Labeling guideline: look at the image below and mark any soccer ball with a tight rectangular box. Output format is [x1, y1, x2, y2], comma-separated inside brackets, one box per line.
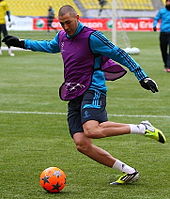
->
[123, 47, 140, 55]
[39, 167, 66, 193]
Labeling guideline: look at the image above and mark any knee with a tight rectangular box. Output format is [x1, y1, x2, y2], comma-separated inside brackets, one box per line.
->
[84, 126, 103, 139]
[75, 139, 91, 154]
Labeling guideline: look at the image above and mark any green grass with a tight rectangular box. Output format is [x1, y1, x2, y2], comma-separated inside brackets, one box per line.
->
[0, 31, 169, 199]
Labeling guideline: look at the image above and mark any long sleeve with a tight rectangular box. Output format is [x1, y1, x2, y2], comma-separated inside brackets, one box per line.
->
[90, 31, 148, 81]
[24, 33, 60, 53]
[153, 10, 161, 28]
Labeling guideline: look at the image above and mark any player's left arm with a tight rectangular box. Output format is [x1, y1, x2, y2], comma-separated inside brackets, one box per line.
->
[6, 11, 11, 22]
[90, 31, 158, 93]
[4, 2, 11, 22]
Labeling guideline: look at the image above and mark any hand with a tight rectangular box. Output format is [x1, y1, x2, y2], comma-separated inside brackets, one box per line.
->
[2, 35, 25, 48]
[8, 22, 13, 28]
[153, 27, 157, 32]
[139, 78, 158, 93]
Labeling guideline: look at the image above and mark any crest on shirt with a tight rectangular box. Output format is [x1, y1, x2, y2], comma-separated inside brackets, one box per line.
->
[61, 42, 65, 52]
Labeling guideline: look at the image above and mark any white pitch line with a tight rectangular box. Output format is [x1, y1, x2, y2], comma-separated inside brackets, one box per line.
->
[0, 110, 170, 119]
[108, 114, 170, 118]
[0, 110, 66, 115]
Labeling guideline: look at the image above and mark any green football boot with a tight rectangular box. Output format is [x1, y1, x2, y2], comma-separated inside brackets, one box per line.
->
[110, 170, 139, 185]
[141, 121, 166, 143]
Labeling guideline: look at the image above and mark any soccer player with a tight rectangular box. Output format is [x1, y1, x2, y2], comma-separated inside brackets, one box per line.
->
[2, 5, 166, 185]
[153, 0, 170, 72]
[98, 0, 107, 16]
[0, 0, 14, 56]
[47, 6, 56, 32]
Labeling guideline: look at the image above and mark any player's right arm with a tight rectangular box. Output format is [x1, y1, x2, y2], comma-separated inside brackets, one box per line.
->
[2, 34, 60, 53]
[153, 9, 162, 30]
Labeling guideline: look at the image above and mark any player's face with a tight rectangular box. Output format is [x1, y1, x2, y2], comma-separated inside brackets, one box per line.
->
[59, 13, 79, 36]
[166, 0, 170, 5]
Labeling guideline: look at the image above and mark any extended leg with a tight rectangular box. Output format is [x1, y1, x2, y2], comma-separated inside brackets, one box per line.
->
[83, 120, 135, 138]
[73, 132, 139, 184]
[73, 132, 116, 167]
[83, 120, 166, 143]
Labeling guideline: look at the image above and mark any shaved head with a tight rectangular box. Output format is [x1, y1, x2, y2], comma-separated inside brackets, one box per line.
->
[58, 5, 79, 36]
[58, 5, 77, 17]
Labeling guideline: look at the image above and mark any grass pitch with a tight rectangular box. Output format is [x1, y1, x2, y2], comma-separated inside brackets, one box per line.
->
[0, 31, 169, 199]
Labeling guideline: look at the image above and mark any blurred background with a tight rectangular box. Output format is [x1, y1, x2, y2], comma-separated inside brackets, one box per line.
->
[3, 0, 165, 50]
[6, 0, 165, 18]
[5, 0, 164, 31]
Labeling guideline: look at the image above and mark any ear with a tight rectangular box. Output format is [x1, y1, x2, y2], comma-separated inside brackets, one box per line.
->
[76, 15, 79, 20]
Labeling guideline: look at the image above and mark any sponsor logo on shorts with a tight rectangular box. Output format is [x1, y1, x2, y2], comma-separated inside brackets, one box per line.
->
[83, 110, 91, 119]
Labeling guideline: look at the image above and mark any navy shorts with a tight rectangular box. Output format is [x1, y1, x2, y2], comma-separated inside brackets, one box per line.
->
[67, 90, 108, 138]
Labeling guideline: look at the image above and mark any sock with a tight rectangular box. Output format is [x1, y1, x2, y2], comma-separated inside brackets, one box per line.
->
[8, 47, 12, 54]
[129, 124, 145, 134]
[8, 47, 14, 56]
[112, 159, 136, 174]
